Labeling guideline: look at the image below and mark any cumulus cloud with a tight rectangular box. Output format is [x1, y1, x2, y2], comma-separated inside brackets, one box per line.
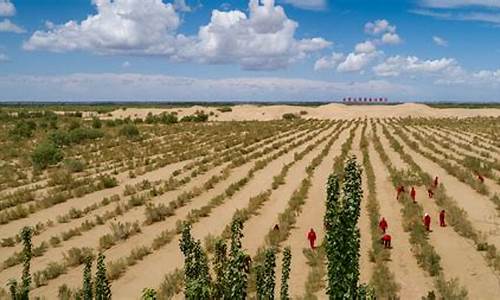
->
[0, 53, 8, 62]
[0, 0, 15, 17]
[433, 36, 448, 46]
[24, 0, 330, 70]
[381, 32, 402, 44]
[314, 52, 344, 71]
[373, 55, 458, 77]
[364, 19, 402, 45]
[24, 0, 181, 54]
[279, 0, 327, 10]
[0, 73, 409, 101]
[336, 40, 380, 73]
[173, 0, 191, 12]
[0, 18, 25, 33]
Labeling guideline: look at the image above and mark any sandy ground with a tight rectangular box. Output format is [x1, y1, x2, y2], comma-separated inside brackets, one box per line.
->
[370, 128, 434, 298]
[378, 124, 500, 299]
[106, 103, 500, 121]
[3, 103, 500, 299]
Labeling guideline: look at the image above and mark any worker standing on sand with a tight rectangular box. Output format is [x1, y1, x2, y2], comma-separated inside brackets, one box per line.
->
[439, 210, 446, 227]
[410, 187, 417, 203]
[396, 185, 405, 200]
[434, 176, 439, 188]
[379, 217, 388, 233]
[381, 233, 392, 249]
[423, 213, 431, 231]
[307, 228, 317, 249]
[427, 188, 434, 199]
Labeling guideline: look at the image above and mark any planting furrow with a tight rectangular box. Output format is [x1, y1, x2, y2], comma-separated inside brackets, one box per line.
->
[359, 121, 399, 298]
[30, 122, 338, 298]
[284, 121, 362, 299]
[370, 124, 433, 298]
[102, 122, 339, 299]
[405, 125, 500, 183]
[0, 123, 326, 286]
[240, 124, 349, 256]
[286, 124, 357, 298]
[422, 126, 500, 162]
[377, 123, 500, 299]
[352, 122, 374, 285]
[379, 122, 500, 274]
[0, 121, 308, 248]
[385, 122, 500, 249]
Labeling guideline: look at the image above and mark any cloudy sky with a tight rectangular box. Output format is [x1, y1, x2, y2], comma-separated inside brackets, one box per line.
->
[1, 0, 500, 102]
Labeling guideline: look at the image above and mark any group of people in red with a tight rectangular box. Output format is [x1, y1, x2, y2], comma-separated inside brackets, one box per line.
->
[306, 173, 485, 250]
[382, 176, 449, 248]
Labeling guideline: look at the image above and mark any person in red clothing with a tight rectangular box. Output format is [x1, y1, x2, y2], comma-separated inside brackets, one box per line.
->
[396, 185, 405, 200]
[439, 210, 446, 227]
[423, 213, 431, 231]
[381, 233, 392, 249]
[410, 187, 416, 203]
[427, 188, 434, 199]
[379, 217, 388, 233]
[307, 228, 317, 249]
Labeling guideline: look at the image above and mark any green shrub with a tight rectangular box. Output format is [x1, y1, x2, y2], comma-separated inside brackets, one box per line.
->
[31, 142, 63, 169]
[63, 247, 94, 267]
[64, 159, 86, 173]
[9, 120, 37, 140]
[119, 124, 140, 139]
[98, 175, 118, 189]
[282, 113, 299, 120]
[92, 117, 102, 129]
[217, 107, 232, 113]
[1, 237, 15, 247]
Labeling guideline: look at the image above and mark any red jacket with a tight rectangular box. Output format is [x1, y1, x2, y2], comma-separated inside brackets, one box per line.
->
[307, 230, 316, 241]
[424, 215, 431, 226]
[410, 187, 416, 199]
[379, 218, 388, 231]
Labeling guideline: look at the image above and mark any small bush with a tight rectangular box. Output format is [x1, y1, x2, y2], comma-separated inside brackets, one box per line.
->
[98, 175, 118, 189]
[63, 247, 94, 267]
[64, 159, 86, 173]
[119, 124, 140, 139]
[1, 237, 15, 247]
[282, 113, 300, 120]
[32, 142, 63, 169]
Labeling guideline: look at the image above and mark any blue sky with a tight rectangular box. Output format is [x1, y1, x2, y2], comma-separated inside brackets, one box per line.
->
[1, 0, 500, 102]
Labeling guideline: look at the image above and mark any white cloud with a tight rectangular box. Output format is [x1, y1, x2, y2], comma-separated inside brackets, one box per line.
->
[364, 19, 402, 45]
[0, 53, 8, 62]
[335, 40, 380, 73]
[381, 32, 402, 44]
[24, 0, 181, 54]
[0, 73, 409, 101]
[471, 69, 500, 82]
[354, 40, 376, 54]
[433, 36, 448, 46]
[421, 0, 500, 8]
[314, 52, 344, 71]
[0, 0, 15, 17]
[174, 0, 191, 12]
[365, 19, 396, 35]
[337, 51, 380, 73]
[0, 18, 25, 33]
[24, 0, 330, 71]
[279, 0, 327, 10]
[122, 61, 131, 68]
[373, 55, 458, 77]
